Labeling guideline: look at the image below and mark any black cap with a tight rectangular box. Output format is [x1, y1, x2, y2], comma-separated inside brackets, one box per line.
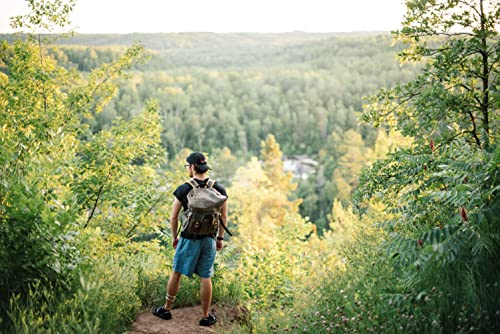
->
[186, 152, 211, 173]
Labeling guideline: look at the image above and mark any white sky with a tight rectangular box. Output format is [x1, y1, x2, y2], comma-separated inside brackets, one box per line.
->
[1, 0, 406, 33]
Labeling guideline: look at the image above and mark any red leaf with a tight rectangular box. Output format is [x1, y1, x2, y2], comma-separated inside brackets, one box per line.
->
[460, 207, 468, 222]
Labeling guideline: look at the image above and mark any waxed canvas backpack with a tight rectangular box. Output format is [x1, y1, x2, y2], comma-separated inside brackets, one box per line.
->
[182, 178, 227, 237]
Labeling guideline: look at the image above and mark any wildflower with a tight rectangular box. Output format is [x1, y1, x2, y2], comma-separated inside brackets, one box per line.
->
[430, 139, 435, 151]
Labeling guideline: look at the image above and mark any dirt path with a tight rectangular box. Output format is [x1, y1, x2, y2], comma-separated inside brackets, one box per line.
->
[128, 304, 247, 334]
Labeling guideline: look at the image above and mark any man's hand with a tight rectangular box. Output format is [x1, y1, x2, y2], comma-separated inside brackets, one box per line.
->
[172, 237, 179, 249]
[216, 240, 223, 251]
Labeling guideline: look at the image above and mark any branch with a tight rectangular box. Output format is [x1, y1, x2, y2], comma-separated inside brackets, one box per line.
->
[37, 34, 48, 116]
[467, 110, 482, 148]
[125, 192, 167, 238]
[457, 0, 481, 17]
[456, 83, 484, 107]
[83, 168, 112, 229]
[487, 58, 499, 76]
[434, 130, 477, 151]
[434, 32, 475, 37]
[378, 92, 421, 117]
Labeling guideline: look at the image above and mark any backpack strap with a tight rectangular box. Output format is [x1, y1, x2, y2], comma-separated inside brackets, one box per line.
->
[186, 178, 199, 189]
[207, 179, 216, 189]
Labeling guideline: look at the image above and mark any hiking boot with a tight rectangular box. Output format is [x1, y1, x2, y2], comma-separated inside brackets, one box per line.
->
[153, 306, 172, 320]
[199, 313, 217, 326]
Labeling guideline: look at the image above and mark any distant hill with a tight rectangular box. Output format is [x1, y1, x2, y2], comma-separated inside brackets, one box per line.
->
[1, 32, 396, 70]
[0, 31, 388, 50]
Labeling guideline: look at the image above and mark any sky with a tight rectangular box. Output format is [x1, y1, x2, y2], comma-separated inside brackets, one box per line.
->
[0, 0, 407, 34]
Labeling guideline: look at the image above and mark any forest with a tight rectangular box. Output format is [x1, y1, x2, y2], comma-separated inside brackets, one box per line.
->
[0, 0, 498, 333]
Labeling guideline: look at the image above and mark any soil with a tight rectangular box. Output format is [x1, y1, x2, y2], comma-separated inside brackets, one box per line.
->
[128, 304, 249, 334]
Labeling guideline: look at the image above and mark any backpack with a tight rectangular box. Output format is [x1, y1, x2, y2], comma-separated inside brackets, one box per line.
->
[181, 178, 228, 238]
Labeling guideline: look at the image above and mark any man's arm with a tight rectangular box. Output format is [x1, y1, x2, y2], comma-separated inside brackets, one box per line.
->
[170, 197, 183, 249]
[216, 201, 228, 250]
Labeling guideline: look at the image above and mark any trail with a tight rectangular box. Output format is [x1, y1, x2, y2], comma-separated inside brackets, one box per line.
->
[128, 304, 247, 334]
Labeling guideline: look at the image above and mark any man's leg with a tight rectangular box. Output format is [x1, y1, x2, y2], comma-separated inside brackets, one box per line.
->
[200, 277, 212, 317]
[164, 271, 182, 310]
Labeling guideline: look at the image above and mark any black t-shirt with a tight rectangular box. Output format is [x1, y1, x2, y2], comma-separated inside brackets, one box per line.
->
[173, 178, 228, 211]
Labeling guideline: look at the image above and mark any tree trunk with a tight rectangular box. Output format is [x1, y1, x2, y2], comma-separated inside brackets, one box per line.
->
[479, 0, 490, 147]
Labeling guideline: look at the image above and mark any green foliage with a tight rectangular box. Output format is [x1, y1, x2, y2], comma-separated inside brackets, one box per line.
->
[353, 0, 500, 332]
[0, 37, 82, 301]
[10, 0, 76, 36]
[6, 230, 171, 334]
[0, 2, 173, 332]
[0, 30, 423, 233]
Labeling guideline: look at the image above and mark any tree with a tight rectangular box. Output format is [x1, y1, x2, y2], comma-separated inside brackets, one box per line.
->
[227, 136, 314, 309]
[332, 129, 372, 202]
[0, 1, 170, 323]
[229, 135, 304, 246]
[363, 0, 498, 148]
[357, 0, 499, 330]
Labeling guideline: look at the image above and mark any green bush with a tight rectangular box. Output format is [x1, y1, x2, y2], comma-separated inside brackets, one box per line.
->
[7, 260, 139, 333]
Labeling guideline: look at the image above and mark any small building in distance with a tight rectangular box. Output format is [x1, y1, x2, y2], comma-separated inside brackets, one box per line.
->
[283, 155, 318, 180]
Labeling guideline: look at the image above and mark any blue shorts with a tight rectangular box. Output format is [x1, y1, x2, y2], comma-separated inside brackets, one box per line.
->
[173, 237, 216, 278]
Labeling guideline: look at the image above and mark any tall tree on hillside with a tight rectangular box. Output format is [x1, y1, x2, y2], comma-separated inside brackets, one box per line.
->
[230, 135, 303, 246]
[358, 0, 499, 331]
[364, 0, 498, 147]
[332, 129, 372, 202]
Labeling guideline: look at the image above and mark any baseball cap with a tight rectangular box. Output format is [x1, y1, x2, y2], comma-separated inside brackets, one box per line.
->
[186, 152, 211, 173]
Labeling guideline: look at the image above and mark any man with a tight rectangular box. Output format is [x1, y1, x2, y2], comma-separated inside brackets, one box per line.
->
[153, 152, 228, 327]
